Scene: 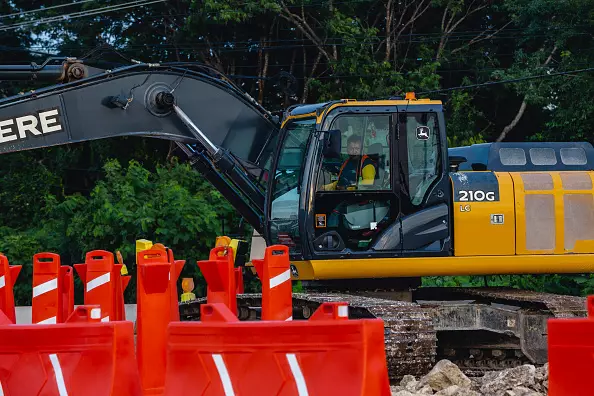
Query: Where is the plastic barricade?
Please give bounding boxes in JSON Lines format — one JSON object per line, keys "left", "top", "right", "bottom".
{"left": 32, "top": 253, "right": 74, "bottom": 324}
{"left": 253, "top": 245, "right": 293, "bottom": 321}
{"left": 60, "top": 265, "right": 74, "bottom": 323}
{"left": 166, "top": 248, "right": 185, "bottom": 322}
{"left": 74, "top": 250, "right": 130, "bottom": 322}
{"left": 548, "top": 295, "right": 594, "bottom": 395}
{"left": 114, "top": 250, "right": 132, "bottom": 323}
{"left": 163, "top": 302, "right": 391, "bottom": 396}
{"left": 197, "top": 246, "right": 237, "bottom": 315}
{"left": 213, "top": 237, "right": 245, "bottom": 294}
{"left": 0, "top": 255, "right": 21, "bottom": 324}
{"left": 235, "top": 267, "right": 244, "bottom": 294}
{"left": 136, "top": 248, "right": 174, "bottom": 395}
{"left": 0, "top": 305, "right": 142, "bottom": 395}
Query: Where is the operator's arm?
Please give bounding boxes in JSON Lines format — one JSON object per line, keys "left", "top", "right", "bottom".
{"left": 323, "top": 180, "right": 338, "bottom": 190}
{"left": 359, "top": 161, "right": 376, "bottom": 185}
{"left": 322, "top": 159, "right": 348, "bottom": 190}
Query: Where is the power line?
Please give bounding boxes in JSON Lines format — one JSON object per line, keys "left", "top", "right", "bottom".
{"left": 0, "top": 0, "right": 96, "bottom": 19}
{"left": 419, "top": 66, "right": 594, "bottom": 95}
{"left": 0, "top": 0, "right": 166, "bottom": 32}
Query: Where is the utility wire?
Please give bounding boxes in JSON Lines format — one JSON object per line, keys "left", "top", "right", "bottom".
{"left": 419, "top": 66, "right": 594, "bottom": 95}
{"left": 0, "top": 0, "right": 166, "bottom": 32}
{"left": 0, "top": 0, "right": 96, "bottom": 19}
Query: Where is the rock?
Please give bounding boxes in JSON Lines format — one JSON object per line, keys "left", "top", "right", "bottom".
{"left": 480, "top": 364, "right": 536, "bottom": 395}
{"left": 401, "top": 375, "right": 417, "bottom": 387}
{"left": 401, "top": 375, "right": 419, "bottom": 391}
{"left": 392, "top": 390, "right": 417, "bottom": 396}
{"left": 503, "top": 386, "right": 545, "bottom": 396}
{"left": 530, "top": 382, "right": 545, "bottom": 393}
{"left": 416, "top": 384, "right": 435, "bottom": 394}
{"left": 534, "top": 363, "right": 548, "bottom": 383}
{"left": 391, "top": 360, "right": 551, "bottom": 396}
{"left": 434, "top": 385, "right": 481, "bottom": 396}
{"left": 419, "top": 360, "right": 472, "bottom": 391}
{"left": 435, "top": 386, "right": 460, "bottom": 396}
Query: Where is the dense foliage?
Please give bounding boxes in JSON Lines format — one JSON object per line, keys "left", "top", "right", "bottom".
{"left": 2, "top": 0, "right": 594, "bottom": 303}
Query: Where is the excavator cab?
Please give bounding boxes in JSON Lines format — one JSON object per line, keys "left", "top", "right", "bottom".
{"left": 265, "top": 98, "right": 452, "bottom": 261}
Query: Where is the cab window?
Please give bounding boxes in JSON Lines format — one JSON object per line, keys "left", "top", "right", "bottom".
{"left": 316, "top": 114, "right": 391, "bottom": 191}
{"left": 269, "top": 117, "right": 315, "bottom": 254}
{"left": 402, "top": 112, "right": 440, "bottom": 205}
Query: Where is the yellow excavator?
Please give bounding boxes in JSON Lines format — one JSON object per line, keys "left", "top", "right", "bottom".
{"left": 0, "top": 58, "right": 590, "bottom": 379}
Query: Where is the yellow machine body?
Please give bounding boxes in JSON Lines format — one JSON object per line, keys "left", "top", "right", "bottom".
{"left": 454, "top": 170, "right": 594, "bottom": 256}
{"left": 289, "top": 170, "right": 594, "bottom": 280}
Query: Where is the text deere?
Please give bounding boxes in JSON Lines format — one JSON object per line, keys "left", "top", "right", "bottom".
{"left": 0, "top": 108, "right": 62, "bottom": 144}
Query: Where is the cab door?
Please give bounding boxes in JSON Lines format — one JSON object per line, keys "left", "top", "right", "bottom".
{"left": 395, "top": 111, "right": 452, "bottom": 255}
{"left": 307, "top": 110, "right": 402, "bottom": 257}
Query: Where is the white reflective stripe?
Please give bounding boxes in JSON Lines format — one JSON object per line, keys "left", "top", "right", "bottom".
{"left": 286, "top": 354, "right": 308, "bottom": 396}
{"left": 49, "top": 354, "right": 68, "bottom": 396}
{"left": 86, "top": 272, "right": 110, "bottom": 292}
{"left": 212, "top": 354, "right": 235, "bottom": 396}
{"left": 338, "top": 305, "right": 349, "bottom": 318}
{"left": 0, "top": 275, "right": 5, "bottom": 289}
{"left": 101, "top": 316, "right": 110, "bottom": 322}
{"left": 37, "top": 316, "right": 57, "bottom": 325}
{"left": 33, "top": 278, "right": 58, "bottom": 298}
{"left": 285, "top": 316, "right": 293, "bottom": 321}
{"left": 0, "top": 380, "right": 5, "bottom": 396}
{"left": 269, "top": 269, "right": 291, "bottom": 289}
{"left": 90, "top": 308, "right": 101, "bottom": 319}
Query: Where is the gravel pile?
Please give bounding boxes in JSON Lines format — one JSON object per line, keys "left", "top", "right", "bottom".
{"left": 390, "top": 360, "right": 549, "bottom": 396}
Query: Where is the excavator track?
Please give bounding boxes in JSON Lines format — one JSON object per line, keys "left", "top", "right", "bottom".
{"left": 180, "top": 292, "right": 437, "bottom": 380}
{"left": 414, "top": 287, "right": 587, "bottom": 376}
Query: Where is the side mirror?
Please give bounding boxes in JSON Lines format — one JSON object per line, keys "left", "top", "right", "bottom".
{"left": 322, "top": 129, "right": 342, "bottom": 158}
{"left": 449, "top": 155, "right": 467, "bottom": 172}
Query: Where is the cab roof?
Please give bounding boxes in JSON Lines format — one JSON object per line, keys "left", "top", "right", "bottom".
{"left": 285, "top": 97, "right": 443, "bottom": 118}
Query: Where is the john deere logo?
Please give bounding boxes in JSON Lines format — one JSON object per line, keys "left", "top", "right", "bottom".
{"left": 416, "top": 126, "right": 430, "bottom": 140}
{"left": 290, "top": 264, "right": 299, "bottom": 278}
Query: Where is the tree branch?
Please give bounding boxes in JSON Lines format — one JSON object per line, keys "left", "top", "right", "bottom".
{"left": 302, "top": 50, "right": 322, "bottom": 103}
{"left": 451, "top": 20, "right": 513, "bottom": 55}
{"left": 496, "top": 45, "right": 558, "bottom": 142}
{"left": 277, "top": 2, "right": 334, "bottom": 64}
{"left": 436, "top": 0, "right": 489, "bottom": 60}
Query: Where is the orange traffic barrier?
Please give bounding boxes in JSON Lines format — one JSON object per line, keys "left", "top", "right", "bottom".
{"left": 197, "top": 246, "right": 237, "bottom": 315}
{"left": 74, "top": 250, "right": 130, "bottom": 322}
{"left": 61, "top": 265, "right": 74, "bottom": 323}
{"left": 0, "top": 305, "right": 142, "bottom": 395}
{"left": 253, "top": 245, "right": 293, "bottom": 321}
{"left": 163, "top": 302, "right": 391, "bottom": 396}
{"left": 114, "top": 258, "right": 131, "bottom": 323}
{"left": 548, "top": 295, "right": 594, "bottom": 395}
{"left": 136, "top": 248, "right": 174, "bottom": 395}
{"left": 166, "top": 248, "right": 185, "bottom": 321}
{"left": 235, "top": 267, "right": 244, "bottom": 294}
{"left": 32, "top": 253, "right": 74, "bottom": 324}
{"left": 0, "top": 254, "right": 21, "bottom": 324}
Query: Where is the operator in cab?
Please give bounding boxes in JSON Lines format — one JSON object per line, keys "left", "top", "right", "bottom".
{"left": 323, "top": 134, "right": 376, "bottom": 190}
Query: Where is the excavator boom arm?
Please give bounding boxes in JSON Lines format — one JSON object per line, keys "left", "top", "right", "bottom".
{"left": 0, "top": 59, "right": 280, "bottom": 232}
